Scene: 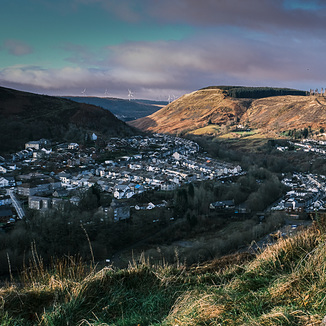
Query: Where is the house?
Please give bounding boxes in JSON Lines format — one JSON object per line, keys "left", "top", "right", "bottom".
{"left": 25, "top": 140, "right": 41, "bottom": 150}
{"left": 110, "top": 199, "right": 130, "bottom": 222}
{"left": 25, "top": 139, "right": 50, "bottom": 150}
{"left": 0, "top": 177, "right": 10, "bottom": 188}
{"left": 0, "top": 190, "right": 12, "bottom": 206}
{"left": 28, "top": 196, "right": 51, "bottom": 210}
{"left": 284, "top": 199, "right": 305, "bottom": 213}
{"left": 68, "top": 143, "right": 79, "bottom": 150}
{"left": 146, "top": 202, "right": 155, "bottom": 210}
{"left": 57, "top": 172, "right": 72, "bottom": 186}
{"left": 160, "top": 181, "right": 177, "bottom": 191}
{"left": 96, "top": 167, "right": 106, "bottom": 177}
{"left": 3, "top": 176, "right": 15, "bottom": 187}
{"left": 172, "top": 152, "right": 182, "bottom": 161}
{"left": 17, "top": 178, "right": 61, "bottom": 196}
{"left": 113, "top": 184, "right": 133, "bottom": 199}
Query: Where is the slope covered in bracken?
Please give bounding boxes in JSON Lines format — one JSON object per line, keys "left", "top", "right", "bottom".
{"left": 129, "top": 88, "right": 251, "bottom": 134}
{"left": 243, "top": 95, "right": 326, "bottom": 132}
{"left": 0, "top": 86, "right": 136, "bottom": 153}
{"left": 129, "top": 87, "right": 326, "bottom": 135}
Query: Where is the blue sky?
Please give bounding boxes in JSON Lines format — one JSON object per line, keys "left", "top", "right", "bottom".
{"left": 1, "top": 0, "right": 326, "bottom": 99}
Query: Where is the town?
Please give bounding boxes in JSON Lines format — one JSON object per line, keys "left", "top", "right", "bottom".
{"left": 0, "top": 134, "right": 244, "bottom": 227}
{"left": 1, "top": 133, "right": 326, "bottom": 232}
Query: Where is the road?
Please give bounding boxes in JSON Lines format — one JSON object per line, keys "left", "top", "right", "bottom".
{"left": 8, "top": 189, "right": 25, "bottom": 219}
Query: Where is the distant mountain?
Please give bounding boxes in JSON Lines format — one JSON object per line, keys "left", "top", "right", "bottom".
{"left": 0, "top": 86, "right": 136, "bottom": 153}
{"left": 63, "top": 97, "right": 165, "bottom": 121}
{"left": 129, "top": 86, "right": 326, "bottom": 136}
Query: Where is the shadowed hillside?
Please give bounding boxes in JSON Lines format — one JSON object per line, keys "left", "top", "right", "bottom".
{"left": 63, "top": 96, "right": 164, "bottom": 121}
{"left": 0, "top": 86, "right": 136, "bottom": 153}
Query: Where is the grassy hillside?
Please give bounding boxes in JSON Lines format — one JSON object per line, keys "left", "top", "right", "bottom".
{"left": 63, "top": 96, "right": 164, "bottom": 121}
{"left": 129, "top": 88, "right": 251, "bottom": 134}
{"left": 129, "top": 87, "right": 326, "bottom": 137}
{"left": 0, "top": 86, "right": 136, "bottom": 153}
{"left": 1, "top": 216, "right": 326, "bottom": 325}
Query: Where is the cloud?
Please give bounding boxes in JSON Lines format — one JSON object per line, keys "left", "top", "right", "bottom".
{"left": 3, "top": 39, "right": 34, "bottom": 56}
{"left": 66, "top": 0, "right": 326, "bottom": 34}
{"left": 106, "top": 32, "right": 326, "bottom": 89}
{"left": 149, "top": 0, "right": 326, "bottom": 32}
{"left": 2, "top": 29, "right": 326, "bottom": 99}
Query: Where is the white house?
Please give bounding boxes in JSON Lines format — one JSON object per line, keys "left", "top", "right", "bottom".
{"left": 172, "top": 152, "right": 182, "bottom": 161}
{"left": 0, "top": 177, "right": 9, "bottom": 188}
{"left": 25, "top": 141, "right": 41, "bottom": 150}
{"left": 113, "top": 184, "right": 133, "bottom": 199}
{"left": 146, "top": 202, "right": 155, "bottom": 210}
{"left": 68, "top": 143, "right": 79, "bottom": 150}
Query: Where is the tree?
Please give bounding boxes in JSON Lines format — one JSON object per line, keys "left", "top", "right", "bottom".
{"left": 174, "top": 188, "right": 188, "bottom": 218}
{"left": 188, "top": 183, "right": 195, "bottom": 198}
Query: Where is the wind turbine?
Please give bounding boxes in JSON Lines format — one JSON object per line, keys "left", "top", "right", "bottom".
{"left": 128, "top": 89, "right": 134, "bottom": 101}
{"left": 168, "top": 95, "right": 171, "bottom": 104}
{"left": 81, "top": 88, "right": 86, "bottom": 96}
{"left": 104, "top": 89, "right": 109, "bottom": 97}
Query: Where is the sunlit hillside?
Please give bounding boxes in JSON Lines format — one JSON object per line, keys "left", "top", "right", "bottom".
{"left": 129, "top": 87, "right": 326, "bottom": 138}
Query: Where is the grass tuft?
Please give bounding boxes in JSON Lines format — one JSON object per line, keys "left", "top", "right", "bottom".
{"left": 2, "top": 219, "right": 326, "bottom": 325}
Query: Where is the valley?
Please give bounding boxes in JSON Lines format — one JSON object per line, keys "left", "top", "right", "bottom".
{"left": 1, "top": 85, "right": 326, "bottom": 325}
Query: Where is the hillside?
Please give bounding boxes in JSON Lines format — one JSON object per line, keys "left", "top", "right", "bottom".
{"left": 129, "top": 88, "right": 251, "bottom": 133}
{"left": 0, "top": 86, "right": 136, "bottom": 153}
{"left": 63, "top": 96, "right": 165, "bottom": 121}
{"left": 243, "top": 95, "right": 326, "bottom": 132}
{"left": 1, "top": 217, "right": 326, "bottom": 325}
{"left": 129, "top": 87, "right": 326, "bottom": 136}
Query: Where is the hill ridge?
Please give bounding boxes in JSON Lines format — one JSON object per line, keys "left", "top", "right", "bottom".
{"left": 0, "top": 86, "right": 136, "bottom": 153}
{"left": 129, "top": 87, "right": 326, "bottom": 136}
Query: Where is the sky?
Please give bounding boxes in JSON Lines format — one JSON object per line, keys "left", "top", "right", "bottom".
{"left": 1, "top": 0, "right": 326, "bottom": 100}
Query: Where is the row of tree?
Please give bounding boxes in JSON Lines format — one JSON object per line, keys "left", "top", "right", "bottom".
{"left": 201, "top": 86, "right": 307, "bottom": 99}
{"left": 227, "top": 87, "right": 307, "bottom": 99}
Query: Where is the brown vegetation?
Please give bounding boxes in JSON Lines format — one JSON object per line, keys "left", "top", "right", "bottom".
{"left": 129, "top": 88, "right": 326, "bottom": 136}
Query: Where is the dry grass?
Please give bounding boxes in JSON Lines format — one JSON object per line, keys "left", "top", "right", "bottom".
{"left": 2, "top": 219, "right": 326, "bottom": 325}
{"left": 165, "top": 290, "right": 226, "bottom": 326}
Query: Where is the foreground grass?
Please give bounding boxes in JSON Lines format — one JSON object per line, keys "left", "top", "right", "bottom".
{"left": 1, "top": 218, "right": 326, "bottom": 325}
